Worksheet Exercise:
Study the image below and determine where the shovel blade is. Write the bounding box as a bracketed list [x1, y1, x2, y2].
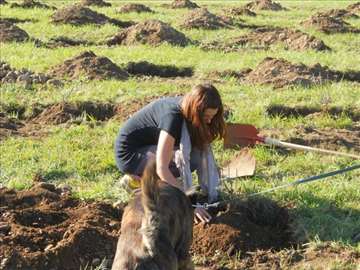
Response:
[221, 148, 256, 179]
[224, 123, 260, 149]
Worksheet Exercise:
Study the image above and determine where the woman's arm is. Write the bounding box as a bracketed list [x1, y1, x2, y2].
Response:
[156, 130, 182, 190]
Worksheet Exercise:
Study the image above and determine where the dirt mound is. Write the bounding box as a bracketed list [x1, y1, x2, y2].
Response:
[1, 61, 54, 89]
[267, 104, 360, 121]
[244, 0, 286, 11]
[106, 19, 191, 47]
[117, 3, 153, 13]
[0, 183, 122, 270]
[125, 61, 193, 78]
[0, 20, 29, 42]
[244, 57, 360, 88]
[222, 7, 257, 17]
[289, 126, 360, 152]
[10, 0, 56, 9]
[202, 27, 329, 52]
[48, 51, 128, 81]
[170, 0, 200, 9]
[181, 8, 233, 29]
[318, 8, 359, 19]
[347, 2, 360, 13]
[191, 198, 293, 259]
[51, 5, 132, 27]
[40, 36, 93, 48]
[0, 113, 25, 139]
[80, 0, 111, 7]
[302, 14, 360, 34]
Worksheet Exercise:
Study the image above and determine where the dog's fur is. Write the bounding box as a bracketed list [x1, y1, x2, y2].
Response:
[112, 161, 195, 270]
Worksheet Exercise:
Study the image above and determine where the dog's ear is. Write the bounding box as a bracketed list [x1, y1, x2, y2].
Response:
[185, 185, 206, 205]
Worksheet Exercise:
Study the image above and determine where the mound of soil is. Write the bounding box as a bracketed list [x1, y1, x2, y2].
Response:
[202, 27, 329, 52]
[10, 0, 56, 9]
[244, 57, 360, 88]
[191, 198, 293, 258]
[0, 113, 25, 139]
[41, 36, 93, 48]
[318, 8, 359, 19]
[0, 183, 122, 270]
[170, 0, 200, 9]
[30, 102, 116, 125]
[244, 0, 286, 11]
[48, 51, 129, 81]
[302, 14, 360, 34]
[181, 8, 233, 29]
[222, 7, 257, 17]
[106, 20, 191, 47]
[347, 2, 360, 13]
[0, 20, 29, 42]
[267, 104, 360, 121]
[51, 5, 132, 27]
[117, 3, 153, 13]
[125, 61, 193, 78]
[80, 0, 111, 7]
[290, 126, 360, 152]
[1, 61, 53, 88]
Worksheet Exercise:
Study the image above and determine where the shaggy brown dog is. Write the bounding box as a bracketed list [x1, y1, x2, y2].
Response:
[111, 161, 195, 270]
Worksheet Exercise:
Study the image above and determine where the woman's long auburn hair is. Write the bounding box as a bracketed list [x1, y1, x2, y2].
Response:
[181, 84, 226, 150]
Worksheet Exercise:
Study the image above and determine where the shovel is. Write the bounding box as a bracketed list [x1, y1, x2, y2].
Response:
[224, 123, 360, 159]
[221, 148, 256, 179]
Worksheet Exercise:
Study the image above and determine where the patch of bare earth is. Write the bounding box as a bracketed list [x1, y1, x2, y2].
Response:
[318, 8, 359, 19]
[80, 0, 111, 7]
[0, 61, 59, 89]
[347, 2, 360, 13]
[244, 57, 360, 88]
[10, 0, 55, 9]
[0, 20, 29, 42]
[106, 19, 191, 47]
[267, 104, 360, 121]
[191, 198, 294, 265]
[170, 0, 200, 9]
[125, 61, 193, 78]
[0, 183, 123, 270]
[289, 125, 360, 152]
[180, 8, 233, 29]
[302, 13, 360, 34]
[202, 27, 329, 52]
[117, 3, 153, 13]
[51, 5, 132, 27]
[39, 36, 93, 49]
[48, 51, 128, 81]
[222, 7, 257, 17]
[244, 0, 287, 11]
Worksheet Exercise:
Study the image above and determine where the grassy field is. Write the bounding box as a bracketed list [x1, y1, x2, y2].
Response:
[1, 0, 360, 268]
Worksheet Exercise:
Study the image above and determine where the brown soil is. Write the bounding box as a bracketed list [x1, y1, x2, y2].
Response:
[80, 0, 111, 7]
[48, 51, 129, 81]
[10, 0, 56, 9]
[170, 0, 200, 9]
[0, 20, 29, 42]
[51, 5, 133, 27]
[318, 8, 359, 19]
[125, 61, 193, 78]
[0, 183, 123, 270]
[181, 8, 233, 30]
[267, 104, 360, 121]
[244, 0, 286, 11]
[106, 19, 191, 47]
[0, 113, 25, 139]
[302, 14, 360, 34]
[41, 36, 93, 49]
[244, 57, 360, 88]
[289, 125, 360, 152]
[222, 7, 257, 17]
[191, 198, 293, 259]
[117, 3, 153, 13]
[347, 2, 360, 13]
[202, 27, 329, 52]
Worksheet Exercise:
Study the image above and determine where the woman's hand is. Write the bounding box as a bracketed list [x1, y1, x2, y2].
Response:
[194, 207, 212, 224]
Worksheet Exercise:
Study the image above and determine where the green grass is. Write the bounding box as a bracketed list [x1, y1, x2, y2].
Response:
[1, 0, 360, 265]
